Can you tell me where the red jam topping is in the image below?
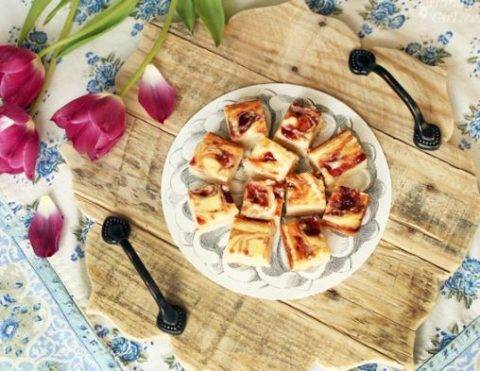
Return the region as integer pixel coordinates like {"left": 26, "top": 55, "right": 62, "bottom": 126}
{"left": 191, "top": 186, "right": 216, "bottom": 197}
{"left": 324, "top": 153, "right": 366, "bottom": 177}
{"left": 237, "top": 111, "right": 259, "bottom": 134}
{"left": 329, "top": 186, "right": 363, "bottom": 215}
{"left": 296, "top": 115, "right": 317, "bottom": 132}
{"left": 299, "top": 216, "right": 321, "bottom": 236}
{"left": 196, "top": 216, "right": 206, "bottom": 225}
{"left": 215, "top": 150, "right": 234, "bottom": 168}
{"left": 294, "top": 235, "right": 314, "bottom": 259}
{"left": 262, "top": 151, "right": 276, "bottom": 162}
{"left": 286, "top": 101, "right": 319, "bottom": 133}
{"left": 281, "top": 125, "right": 298, "bottom": 140}
{"left": 245, "top": 183, "right": 269, "bottom": 207}
{"left": 189, "top": 156, "right": 196, "bottom": 165}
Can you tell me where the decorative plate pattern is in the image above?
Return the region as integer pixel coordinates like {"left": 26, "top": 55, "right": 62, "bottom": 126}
{"left": 161, "top": 83, "right": 392, "bottom": 300}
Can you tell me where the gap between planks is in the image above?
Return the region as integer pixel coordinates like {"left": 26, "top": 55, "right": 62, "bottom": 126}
{"left": 76, "top": 193, "right": 415, "bottom": 366}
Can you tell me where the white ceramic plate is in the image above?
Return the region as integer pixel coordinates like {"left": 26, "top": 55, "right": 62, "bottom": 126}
{"left": 161, "top": 83, "right": 392, "bottom": 300}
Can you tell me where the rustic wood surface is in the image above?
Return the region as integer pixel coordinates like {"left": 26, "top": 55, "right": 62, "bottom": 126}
{"left": 61, "top": 1, "right": 480, "bottom": 369}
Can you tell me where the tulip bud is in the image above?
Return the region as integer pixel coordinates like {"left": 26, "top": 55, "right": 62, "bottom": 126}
{"left": 28, "top": 195, "right": 64, "bottom": 258}
{"left": 138, "top": 64, "right": 176, "bottom": 124}
{"left": 0, "top": 103, "right": 39, "bottom": 180}
{"left": 51, "top": 93, "right": 126, "bottom": 161}
{"left": 0, "top": 44, "right": 45, "bottom": 109}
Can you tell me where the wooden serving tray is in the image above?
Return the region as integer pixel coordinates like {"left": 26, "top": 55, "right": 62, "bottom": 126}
{"left": 62, "top": 1, "right": 480, "bottom": 369}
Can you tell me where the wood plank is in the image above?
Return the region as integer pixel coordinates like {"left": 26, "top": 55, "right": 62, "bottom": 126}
{"left": 374, "top": 130, "right": 480, "bottom": 271}
{"left": 85, "top": 219, "right": 409, "bottom": 369}
{"left": 75, "top": 189, "right": 432, "bottom": 365}
{"left": 159, "top": 0, "right": 473, "bottom": 174}
{"left": 74, "top": 185, "right": 436, "bottom": 366}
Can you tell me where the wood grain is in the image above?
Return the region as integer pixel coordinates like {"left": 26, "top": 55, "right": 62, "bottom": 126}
{"left": 61, "top": 1, "right": 480, "bottom": 369}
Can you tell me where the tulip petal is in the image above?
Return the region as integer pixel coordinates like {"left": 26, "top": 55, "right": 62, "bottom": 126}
{"left": 93, "top": 129, "right": 123, "bottom": 160}
{"left": 51, "top": 93, "right": 126, "bottom": 161}
{"left": 0, "top": 125, "right": 26, "bottom": 157}
{"left": 51, "top": 94, "right": 102, "bottom": 128}
{"left": 23, "top": 132, "right": 40, "bottom": 180}
{"left": 0, "top": 46, "right": 45, "bottom": 108}
{"left": 73, "top": 122, "right": 102, "bottom": 160}
{"left": 0, "top": 103, "right": 39, "bottom": 180}
{"left": 138, "top": 64, "right": 176, "bottom": 124}
{"left": 0, "top": 102, "right": 30, "bottom": 128}
{"left": 2, "top": 67, "right": 45, "bottom": 108}
{"left": 87, "top": 94, "right": 126, "bottom": 136}
{"left": 0, "top": 157, "right": 20, "bottom": 175}
{"left": 0, "top": 45, "right": 34, "bottom": 73}
{"left": 28, "top": 195, "right": 64, "bottom": 258}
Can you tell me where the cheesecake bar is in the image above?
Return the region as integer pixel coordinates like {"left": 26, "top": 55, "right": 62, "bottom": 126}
{"left": 285, "top": 172, "right": 326, "bottom": 216}
{"left": 188, "top": 184, "right": 238, "bottom": 230}
{"left": 281, "top": 215, "right": 330, "bottom": 271}
{"left": 243, "top": 137, "right": 299, "bottom": 182}
{"left": 224, "top": 100, "right": 269, "bottom": 147}
{"left": 321, "top": 186, "right": 370, "bottom": 236}
{"left": 241, "top": 180, "right": 285, "bottom": 221}
{"left": 274, "top": 100, "right": 322, "bottom": 156}
{"left": 189, "top": 132, "right": 244, "bottom": 185}
{"left": 308, "top": 130, "right": 367, "bottom": 190}
{"left": 225, "top": 216, "right": 276, "bottom": 267}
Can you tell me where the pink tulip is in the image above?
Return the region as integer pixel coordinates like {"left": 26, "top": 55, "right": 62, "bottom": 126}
{"left": 138, "top": 64, "right": 176, "bottom": 124}
{"left": 0, "top": 44, "right": 45, "bottom": 109}
{"left": 0, "top": 103, "right": 39, "bottom": 180}
{"left": 51, "top": 93, "right": 126, "bottom": 161}
{"left": 28, "top": 195, "right": 64, "bottom": 258}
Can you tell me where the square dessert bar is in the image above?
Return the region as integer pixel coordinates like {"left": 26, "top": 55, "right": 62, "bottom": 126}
{"left": 241, "top": 180, "right": 285, "bottom": 221}
{"left": 281, "top": 215, "right": 330, "bottom": 271}
{"left": 274, "top": 100, "right": 323, "bottom": 156}
{"left": 321, "top": 186, "right": 370, "bottom": 236}
{"left": 308, "top": 130, "right": 367, "bottom": 190}
{"left": 225, "top": 216, "right": 276, "bottom": 267}
{"left": 244, "top": 137, "right": 299, "bottom": 182}
{"left": 189, "top": 132, "right": 244, "bottom": 185}
{"left": 188, "top": 184, "right": 238, "bottom": 230}
{"left": 285, "top": 172, "right": 326, "bottom": 216}
{"left": 224, "top": 100, "right": 269, "bottom": 147}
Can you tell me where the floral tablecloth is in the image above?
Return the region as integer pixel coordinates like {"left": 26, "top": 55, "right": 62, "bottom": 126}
{"left": 1, "top": 0, "right": 480, "bottom": 370}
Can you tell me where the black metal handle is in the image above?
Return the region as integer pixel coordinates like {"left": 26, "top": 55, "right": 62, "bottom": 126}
{"left": 372, "top": 64, "right": 426, "bottom": 128}
{"left": 349, "top": 49, "right": 441, "bottom": 150}
{"left": 101, "top": 216, "right": 187, "bottom": 334}
{"left": 119, "top": 239, "right": 169, "bottom": 308}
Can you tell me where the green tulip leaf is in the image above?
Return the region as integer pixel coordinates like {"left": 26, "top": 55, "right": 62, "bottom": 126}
{"left": 43, "top": 0, "right": 139, "bottom": 57}
{"left": 177, "top": 0, "right": 196, "bottom": 33}
{"left": 194, "top": 0, "right": 225, "bottom": 47}
{"left": 19, "top": 0, "right": 54, "bottom": 44}
{"left": 43, "top": 0, "right": 70, "bottom": 25}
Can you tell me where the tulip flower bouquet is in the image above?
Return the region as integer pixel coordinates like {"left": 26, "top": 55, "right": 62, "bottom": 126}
{"left": 1, "top": 0, "right": 228, "bottom": 257}
{"left": 1, "top": 0, "right": 227, "bottom": 174}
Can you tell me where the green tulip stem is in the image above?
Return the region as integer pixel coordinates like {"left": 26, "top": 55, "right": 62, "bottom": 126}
{"left": 119, "top": 0, "right": 178, "bottom": 98}
{"left": 30, "top": 0, "right": 80, "bottom": 114}
{"left": 37, "top": 35, "right": 69, "bottom": 59}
